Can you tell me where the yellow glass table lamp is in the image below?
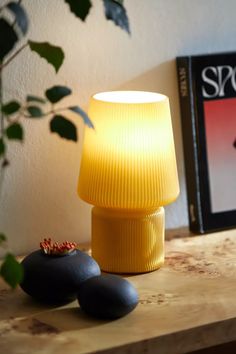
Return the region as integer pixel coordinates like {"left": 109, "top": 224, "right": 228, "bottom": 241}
{"left": 78, "top": 91, "right": 179, "bottom": 273}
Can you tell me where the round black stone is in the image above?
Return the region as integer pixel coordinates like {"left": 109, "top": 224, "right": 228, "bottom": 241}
{"left": 77, "top": 274, "right": 139, "bottom": 319}
{"left": 20, "top": 249, "right": 101, "bottom": 304}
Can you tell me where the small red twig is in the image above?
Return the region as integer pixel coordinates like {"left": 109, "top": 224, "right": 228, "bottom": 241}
{"left": 40, "top": 238, "right": 77, "bottom": 255}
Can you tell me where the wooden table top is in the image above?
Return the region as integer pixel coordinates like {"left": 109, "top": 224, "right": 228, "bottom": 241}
{"left": 1, "top": 228, "right": 236, "bottom": 354}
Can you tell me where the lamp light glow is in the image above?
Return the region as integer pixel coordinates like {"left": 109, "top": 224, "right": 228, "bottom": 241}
{"left": 78, "top": 91, "right": 179, "bottom": 273}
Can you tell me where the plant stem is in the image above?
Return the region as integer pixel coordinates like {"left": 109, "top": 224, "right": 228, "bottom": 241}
{"left": 44, "top": 107, "right": 70, "bottom": 116}
{"left": 0, "top": 43, "right": 28, "bottom": 71}
{"left": 23, "top": 106, "right": 71, "bottom": 118}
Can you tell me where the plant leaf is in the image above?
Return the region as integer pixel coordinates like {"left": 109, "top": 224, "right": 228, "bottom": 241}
{"left": 0, "top": 253, "right": 24, "bottom": 289}
{"left": 0, "top": 138, "right": 5, "bottom": 157}
{"left": 7, "top": 1, "right": 29, "bottom": 35}
{"left": 6, "top": 123, "right": 23, "bottom": 141}
{"left": 50, "top": 115, "right": 77, "bottom": 141}
{"left": 103, "top": 0, "right": 130, "bottom": 34}
{"left": 28, "top": 41, "right": 64, "bottom": 73}
{"left": 27, "top": 106, "right": 44, "bottom": 118}
{"left": 64, "top": 0, "right": 92, "bottom": 21}
{"left": 2, "top": 158, "right": 9, "bottom": 168}
{"left": 0, "top": 18, "right": 18, "bottom": 61}
{"left": 69, "top": 106, "right": 94, "bottom": 128}
{"left": 0, "top": 233, "right": 7, "bottom": 245}
{"left": 2, "top": 101, "right": 20, "bottom": 115}
{"left": 45, "top": 85, "right": 72, "bottom": 103}
{"left": 26, "top": 95, "right": 46, "bottom": 104}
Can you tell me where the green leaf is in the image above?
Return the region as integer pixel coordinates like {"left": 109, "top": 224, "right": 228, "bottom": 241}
{"left": 2, "top": 158, "right": 9, "bottom": 168}
{"left": 28, "top": 41, "right": 64, "bottom": 73}
{"left": 45, "top": 85, "right": 72, "bottom": 103}
{"left": 6, "top": 123, "right": 23, "bottom": 141}
{"left": 103, "top": 0, "right": 130, "bottom": 34}
{"left": 7, "top": 1, "right": 28, "bottom": 35}
{"left": 27, "top": 106, "right": 44, "bottom": 118}
{"left": 64, "top": 0, "right": 92, "bottom": 21}
{"left": 0, "top": 233, "right": 7, "bottom": 245}
{"left": 2, "top": 158, "right": 10, "bottom": 168}
{"left": 0, "top": 18, "right": 18, "bottom": 61}
{"left": 2, "top": 101, "right": 20, "bottom": 115}
{"left": 69, "top": 106, "right": 94, "bottom": 128}
{"left": 0, "top": 253, "right": 24, "bottom": 289}
{"left": 0, "top": 138, "right": 5, "bottom": 157}
{"left": 26, "top": 95, "right": 46, "bottom": 104}
{"left": 50, "top": 115, "right": 77, "bottom": 141}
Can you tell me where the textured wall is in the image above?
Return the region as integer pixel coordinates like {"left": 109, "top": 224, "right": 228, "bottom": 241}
{"left": 1, "top": 0, "right": 236, "bottom": 255}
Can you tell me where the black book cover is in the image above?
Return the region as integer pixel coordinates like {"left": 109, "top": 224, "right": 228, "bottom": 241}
{"left": 176, "top": 52, "right": 236, "bottom": 233}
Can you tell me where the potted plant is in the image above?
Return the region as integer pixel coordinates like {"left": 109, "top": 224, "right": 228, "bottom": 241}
{"left": 0, "top": 0, "right": 130, "bottom": 288}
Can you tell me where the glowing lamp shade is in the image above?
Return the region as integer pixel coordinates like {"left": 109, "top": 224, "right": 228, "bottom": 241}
{"left": 78, "top": 91, "right": 179, "bottom": 273}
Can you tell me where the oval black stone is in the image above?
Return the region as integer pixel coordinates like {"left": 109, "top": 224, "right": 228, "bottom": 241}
{"left": 77, "top": 274, "right": 139, "bottom": 319}
{"left": 20, "top": 249, "right": 101, "bottom": 304}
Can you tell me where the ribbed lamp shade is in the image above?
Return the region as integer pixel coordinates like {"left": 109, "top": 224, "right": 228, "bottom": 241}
{"left": 78, "top": 91, "right": 179, "bottom": 273}
{"left": 79, "top": 91, "right": 179, "bottom": 209}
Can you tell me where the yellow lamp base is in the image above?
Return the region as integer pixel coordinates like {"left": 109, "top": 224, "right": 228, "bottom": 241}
{"left": 91, "top": 207, "right": 165, "bottom": 274}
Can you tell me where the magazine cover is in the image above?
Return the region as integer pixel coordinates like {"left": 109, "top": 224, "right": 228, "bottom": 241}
{"left": 177, "top": 52, "right": 236, "bottom": 233}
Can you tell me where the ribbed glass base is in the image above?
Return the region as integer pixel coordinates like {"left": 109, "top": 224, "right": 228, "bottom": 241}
{"left": 91, "top": 207, "right": 165, "bottom": 274}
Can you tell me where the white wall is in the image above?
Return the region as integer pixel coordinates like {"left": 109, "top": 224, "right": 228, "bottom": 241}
{"left": 1, "top": 0, "right": 236, "bottom": 255}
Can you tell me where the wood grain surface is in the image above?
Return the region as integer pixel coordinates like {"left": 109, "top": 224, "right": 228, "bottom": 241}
{"left": 0, "top": 228, "right": 236, "bottom": 354}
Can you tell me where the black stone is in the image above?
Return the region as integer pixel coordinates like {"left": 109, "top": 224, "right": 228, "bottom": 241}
{"left": 77, "top": 274, "right": 139, "bottom": 319}
{"left": 20, "top": 249, "right": 101, "bottom": 304}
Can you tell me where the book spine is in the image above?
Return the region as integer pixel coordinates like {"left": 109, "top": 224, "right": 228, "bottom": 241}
{"left": 176, "top": 57, "right": 204, "bottom": 233}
